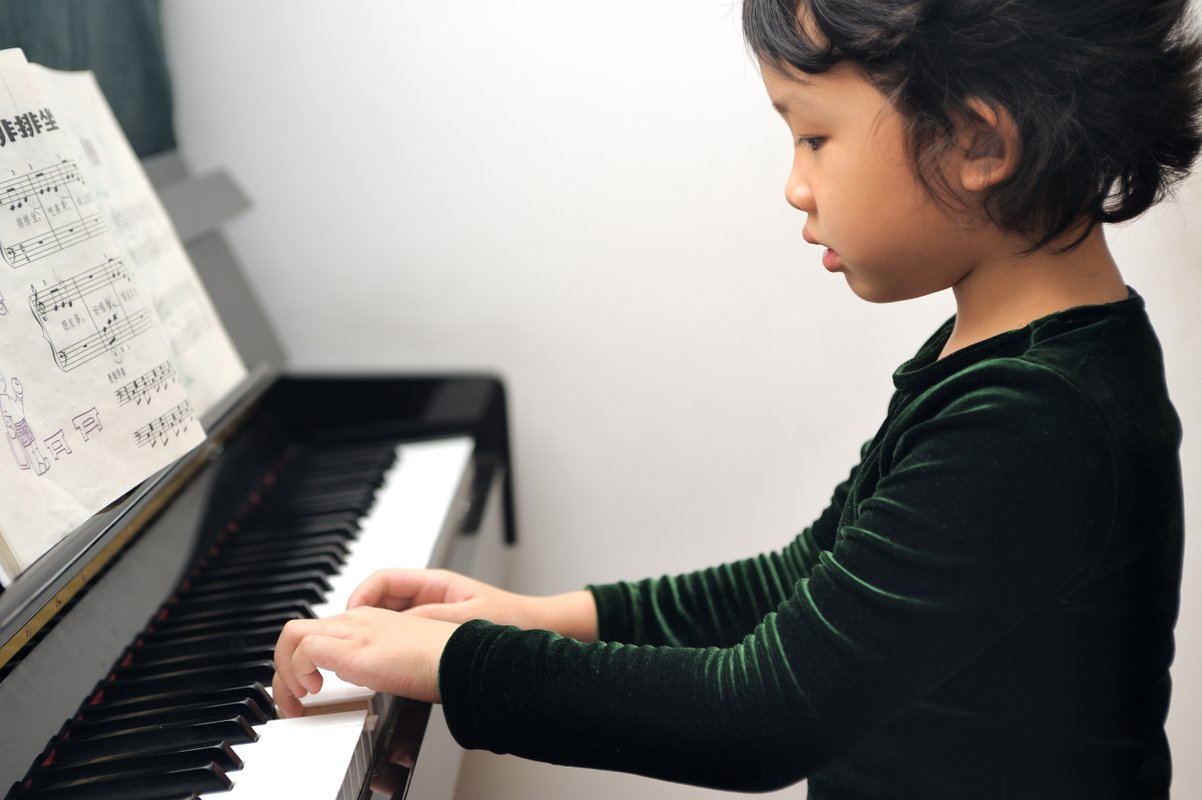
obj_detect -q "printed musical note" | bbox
[0,48,214,575]
[114,361,177,406]
[27,257,154,371]
[133,399,193,448]
[0,160,105,268]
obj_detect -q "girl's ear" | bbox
[954,98,1020,193]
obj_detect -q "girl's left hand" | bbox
[272,606,458,718]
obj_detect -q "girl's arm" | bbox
[432,365,1123,791]
[273,461,859,714]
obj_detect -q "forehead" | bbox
[761,66,818,115]
[760,61,858,115]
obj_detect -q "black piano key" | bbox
[142,609,309,641]
[262,485,378,506]
[133,626,283,660]
[113,648,277,682]
[225,512,361,536]
[17,763,231,800]
[99,662,276,702]
[270,469,387,489]
[204,538,353,568]
[9,438,408,800]
[264,473,379,492]
[150,599,315,629]
[79,682,273,720]
[301,443,396,461]
[230,512,362,535]
[167,578,327,614]
[25,744,242,788]
[167,580,327,614]
[69,699,268,735]
[290,445,396,466]
[280,452,390,470]
[259,486,379,507]
[190,553,343,582]
[179,570,332,599]
[202,541,351,572]
[52,717,257,765]
[209,538,351,562]
[266,478,381,497]
[240,497,374,522]
[209,530,359,559]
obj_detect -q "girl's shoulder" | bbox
[888,289,1180,479]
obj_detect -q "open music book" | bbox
[0,48,245,582]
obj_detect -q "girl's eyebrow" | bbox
[771,94,814,117]
[766,77,818,117]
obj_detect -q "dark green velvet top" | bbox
[440,291,1183,798]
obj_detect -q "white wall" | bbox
[161,2,1201,797]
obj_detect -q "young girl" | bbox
[273,1,1200,795]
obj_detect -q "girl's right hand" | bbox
[346,569,598,642]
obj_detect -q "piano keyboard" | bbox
[8,436,474,800]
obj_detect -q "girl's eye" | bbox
[796,136,825,151]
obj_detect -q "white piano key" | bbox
[209,438,476,796]
[311,436,473,618]
[199,710,369,800]
[276,436,473,711]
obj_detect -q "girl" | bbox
[273,1,1200,796]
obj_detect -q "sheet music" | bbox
[30,66,246,415]
[0,49,210,579]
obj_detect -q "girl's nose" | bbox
[784,165,815,213]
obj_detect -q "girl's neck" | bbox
[940,225,1128,359]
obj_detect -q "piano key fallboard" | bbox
[0,374,513,800]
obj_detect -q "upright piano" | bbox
[0,153,515,800]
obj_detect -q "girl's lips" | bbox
[822,247,841,271]
[803,228,840,271]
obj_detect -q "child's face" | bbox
[762,61,989,303]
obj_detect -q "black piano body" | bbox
[0,150,515,798]
[0,369,515,800]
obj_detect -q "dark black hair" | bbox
[744,0,1202,250]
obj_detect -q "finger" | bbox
[274,617,338,699]
[297,630,381,695]
[272,673,305,719]
[273,619,309,701]
[291,634,331,696]
[346,570,394,610]
[348,568,443,611]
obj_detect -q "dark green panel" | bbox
[0,0,176,157]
